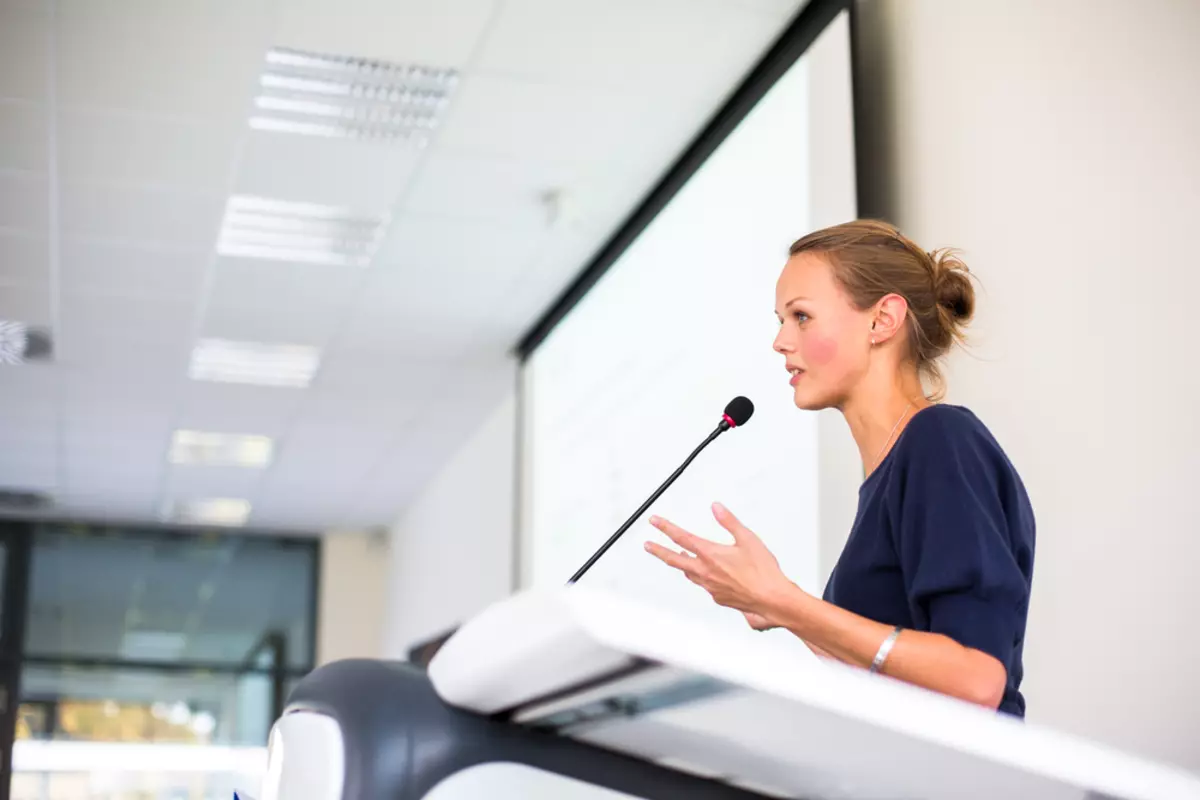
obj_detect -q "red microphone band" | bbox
[722,413,737,428]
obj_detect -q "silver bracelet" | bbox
[870,626,902,673]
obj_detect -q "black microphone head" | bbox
[723,396,754,428]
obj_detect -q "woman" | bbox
[645,220,1035,717]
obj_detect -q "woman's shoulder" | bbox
[908,403,984,434]
[899,403,1009,463]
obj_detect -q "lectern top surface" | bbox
[429,587,1200,800]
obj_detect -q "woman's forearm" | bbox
[761,582,1007,709]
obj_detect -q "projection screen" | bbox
[519,7,858,637]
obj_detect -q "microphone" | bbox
[567,396,755,584]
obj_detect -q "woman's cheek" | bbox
[801,333,839,367]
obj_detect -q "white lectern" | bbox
[261,587,1200,800]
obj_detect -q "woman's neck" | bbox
[841,368,930,476]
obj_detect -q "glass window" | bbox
[26,525,316,670]
[9,522,317,800]
[19,664,274,747]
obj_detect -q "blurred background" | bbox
[0,0,1198,798]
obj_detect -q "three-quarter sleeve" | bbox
[891,412,1031,669]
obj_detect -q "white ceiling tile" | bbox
[299,380,426,430]
[205,307,343,359]
[262,458,375,496]
[256,423,392,508]
[0,231,49,288]
[436,74,667,167]
[56,0,274,119]
[57,109,240,192]
[201,257,363,348]
[0,365,59,421]
[0,171,49,232]
[58,363,187,425]
[59,238,208,299]
[491,220,616,333]
[200,302,341,351]
[63,449,164,492]
[59,183,225,248]
[0,441,57,489]
[0,283,52,326]
[274,0,498,67]
[59,417,173,479]
[0,101,48,173]
[57,291,197,358]
[333,307,464,358]
[477,0,787,90]
[275,420,397,465]
[402,151,573,225]
[62,430,166,460]
[373,211,541,273]
[60,378,182,424]
[62,410,174,444]
[0,420,57,452]
[714,0,805,18]
[236,130,423,211]
[362,212,544,320]
[178,382,307,440]
[308,350,443,397]
[162,465,264,500]
[54,331,191,376]
[53,493,156,520]
[0,460,57,491]
[312,359,513,476]
[0,2,49,102]
[207,254,363,312]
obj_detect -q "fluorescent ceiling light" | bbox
[251,46,457,144]
[189,339,320,388]
[167,497,252,527]
[0,320,29,365]
[169,430,273,468]
[216,194,389,267]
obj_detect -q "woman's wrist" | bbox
[756,579,814,630]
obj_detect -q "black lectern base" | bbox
[286,659,773,800]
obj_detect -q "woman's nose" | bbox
[773,327,792,354]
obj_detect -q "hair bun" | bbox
[930,248,975,324]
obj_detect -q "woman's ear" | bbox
[870,293,909,345]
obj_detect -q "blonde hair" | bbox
[789,219,975,397]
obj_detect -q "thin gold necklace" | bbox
[870,401,914,472]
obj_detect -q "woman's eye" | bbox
[793,311,809,323]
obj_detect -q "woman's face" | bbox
[773,252,873,410]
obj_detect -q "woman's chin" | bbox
[792,384,834,411]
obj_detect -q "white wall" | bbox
[316,529,390,665]
[854,0,1200,769]
[383,369,518,658]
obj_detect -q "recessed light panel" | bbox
[251,46,458,144]
[170,430,273,468]
[216,194,389,267]
[167,498,252,527]
[189,339,320,388]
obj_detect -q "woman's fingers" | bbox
[644,541,702,576]
[711,502,759,546]
[648,515,710,555]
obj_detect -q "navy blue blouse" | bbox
[822,404,1035,716]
